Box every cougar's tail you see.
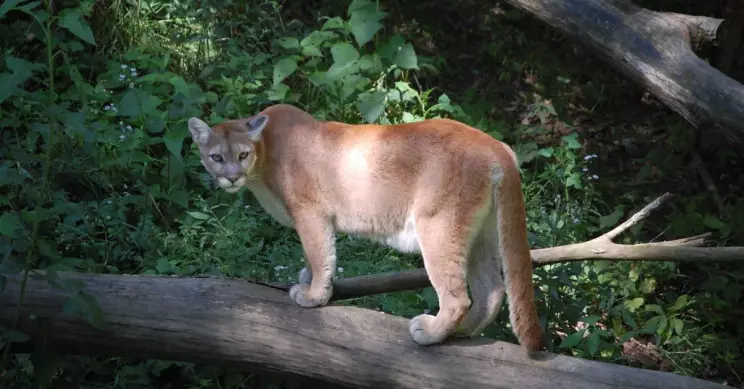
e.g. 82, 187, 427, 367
493, 147, 545, 354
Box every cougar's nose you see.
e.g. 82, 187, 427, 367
225, 175, 240, 183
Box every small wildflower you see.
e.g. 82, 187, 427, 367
129, 83, 134, 88
119, 134, 126, 142
337, 267, 344, 273
424, 309, 430, 314
274, 265, 288, 271
126, 125, 132, 131
582, 167, 589, 172
592, 174, 599, 180
104, 105, 111, 111
119, 74, 126, 80
121, 64, 128, 69
573, 218, 580, 224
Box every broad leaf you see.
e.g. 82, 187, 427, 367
119, 89, 163, 118
58, 11, 96, 46
394, 42, 418, 69
273, 56, 298, 86
0, 213, 18, 237
357, 90, 387, 123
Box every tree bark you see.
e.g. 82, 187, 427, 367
0, 272, 729, 389
500, 0, 744, 148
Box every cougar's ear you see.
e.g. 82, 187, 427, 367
246, 113, 269, 142
188, 117, 212, 146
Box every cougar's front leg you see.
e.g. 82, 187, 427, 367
289, 211, 337, 307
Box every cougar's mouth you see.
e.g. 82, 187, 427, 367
216, 176, 246, 193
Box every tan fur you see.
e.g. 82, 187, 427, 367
188, 104, 545, 353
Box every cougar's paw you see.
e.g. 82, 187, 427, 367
409, 313, 443, 346
288, 283, 331, 308
298, 267, 313, 284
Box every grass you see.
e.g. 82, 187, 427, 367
0, 0, 742, 387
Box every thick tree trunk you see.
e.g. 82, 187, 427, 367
501, 0, 744, 148
0, 272, 729, 389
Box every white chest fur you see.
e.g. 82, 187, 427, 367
247, 183, 294, 227
378, 215, 421, 253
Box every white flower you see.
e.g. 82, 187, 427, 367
121, 64, 128, 69
119, 74, 126, 80
337, 267, 344, 273
592, 174, 599, 179
274, 265, 287, 271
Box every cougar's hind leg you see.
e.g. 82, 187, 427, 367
408, 212, 473, 345
455, 217, 506, 338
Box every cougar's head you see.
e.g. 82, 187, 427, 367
187, 114, 269, 194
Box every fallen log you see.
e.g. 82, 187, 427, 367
0, 272, 730, 389
499, 0, 744, 148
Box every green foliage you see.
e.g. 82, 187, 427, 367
0, 0, 742, 387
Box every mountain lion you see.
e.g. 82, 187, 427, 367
188, 104, 545, 353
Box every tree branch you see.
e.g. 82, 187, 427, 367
263, 192, 744, 302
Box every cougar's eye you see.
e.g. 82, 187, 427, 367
210, 154, 223, 163
238, 151, 249, 160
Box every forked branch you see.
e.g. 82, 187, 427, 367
264, 192, 744, 301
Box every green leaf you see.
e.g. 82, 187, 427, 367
702, 214, 726, 230
537, 147, 554, 158
327, 43, 360, 81
0, 56, 41, 104
559, 330, 584, 348
561, 133, 582, 149
275, 37, 299, 49
58, 11, 96, 46
582, 315, 601, 326
349, 9, 385, 47
168, 76, 192, 97
0, 212, 18, 237
321, 17, 345, 30
670, 295, 689, 311
642, 315, 663, 333
587, 332, 600, 355
163, 128, 187, 157
621, 308, 638, 329
145, 114, 166, 134
300, 31, 338, 49
644, 304, 665, 315
624, 297, 645, 312
393, 42, 418, 69
599, 207, 624, 229
301, 45, 323, 57
186, 211, 210, 220
119, 89, 163, 118
273, 56, 298, 86
3, 330, 29, 343
155, 258, 171, 274
671, 318, 684, 335
0, 0, 37, 20
357, 90, 387, 123
268, 83, 290, 101
566, 172, 582, 189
